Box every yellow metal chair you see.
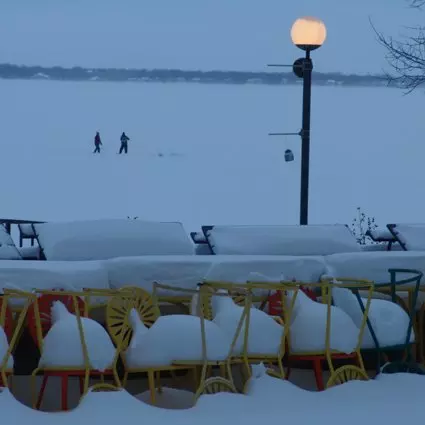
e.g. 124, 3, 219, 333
0, 290, 31, 388
194, 376, 238, 401
326, 365, 369, 388
197, 281, 290, 387
153, 282, 261, 389
30, 290, 121, 411
286, 280, 373, 391
106, 286, 197, 405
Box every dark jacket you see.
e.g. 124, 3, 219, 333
120, 134, 130, 144
95, 134, 102, 145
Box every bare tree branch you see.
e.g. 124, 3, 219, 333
370, 9, 425, 93
410, 0, 425, 8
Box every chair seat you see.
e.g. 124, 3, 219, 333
36, 368, 114, 375
289, 352, 357, 361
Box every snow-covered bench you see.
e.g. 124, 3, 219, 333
0, 259, 109, 306
200, 224, 361, 256
1, 219, 424, 304
387, 223, 425, 252
324, 250, 425, 284
32, 219, 196, 261
104, 255, 327, 295
324, 250, 425, 308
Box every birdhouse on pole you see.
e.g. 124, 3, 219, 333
284, 149, 294, 162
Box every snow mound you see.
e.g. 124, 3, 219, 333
135, 387, 194, 409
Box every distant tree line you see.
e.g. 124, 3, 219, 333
0, 63, 393, 88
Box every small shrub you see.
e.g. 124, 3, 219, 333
350, 207, 378, 245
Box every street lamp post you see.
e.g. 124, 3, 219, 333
291, 17, 327, 225
269, 17, 326, 226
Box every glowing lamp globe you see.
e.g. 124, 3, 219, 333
291, 17, 326, 51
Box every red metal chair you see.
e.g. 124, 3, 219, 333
0, 297, 14, 387
0, 297, 14, 342
27, 293, 115, 410
268, 287, 317, 316
268, 288, 360, 390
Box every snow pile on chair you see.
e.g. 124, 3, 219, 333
332, 287, 414, 348
125, 310, 231, 367
211, 290, 284, 355
39, 301, 115, 370
286, 289, 359, 353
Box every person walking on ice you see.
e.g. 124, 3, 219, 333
119, 132, 130, 154
93, 131, 102, 153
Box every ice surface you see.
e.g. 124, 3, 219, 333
206, 224, 360, 255
332, 287, 414, 348
39, 301, 115, 371
34, 219, 194, 260
2, 81, 425, 232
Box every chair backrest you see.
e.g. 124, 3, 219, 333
106, 286, 160, 351
27, 293, 87, 347
194, 376, 238, 401
268, 286, 317, 316
0, 297, 13, 343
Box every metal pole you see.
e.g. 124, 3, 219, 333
299, 50, 312, 226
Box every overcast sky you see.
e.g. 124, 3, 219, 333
0, 0, 422, 73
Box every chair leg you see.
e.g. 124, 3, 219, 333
79, 377, 84, 395
156, 371, 162, 393
61, 374, 69, 411
36, 375, 49, 410
148, 371, 156, 405
312, 359, 324, 391
219, 364, 226, 378
122, 371, 129, 387
193, 367, 200, 390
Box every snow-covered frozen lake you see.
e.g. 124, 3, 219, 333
1, 79, 424, 231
